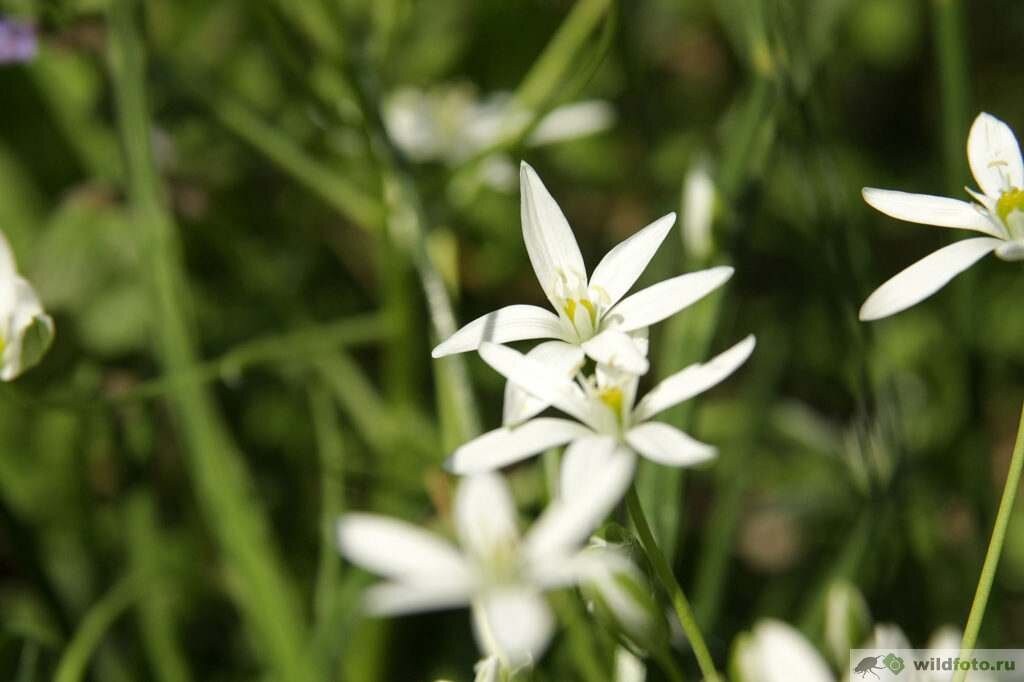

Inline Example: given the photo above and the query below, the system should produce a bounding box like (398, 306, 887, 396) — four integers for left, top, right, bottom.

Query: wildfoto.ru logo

(852, 649, 1024, 680)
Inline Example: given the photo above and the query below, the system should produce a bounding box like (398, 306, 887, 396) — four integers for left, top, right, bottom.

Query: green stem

(931, 0, 970, 194)
(550, 592, 608, 682)
(626, 486, 720, 682)
(108, 2, 316, 680)
(953, 402, 1024, 682)
(109, 312, 391, 403)
(127, 495, 192, 682)
(53, 576, 141, 682)
(309, 382, 346, 626)
(653, 647, 687, 682)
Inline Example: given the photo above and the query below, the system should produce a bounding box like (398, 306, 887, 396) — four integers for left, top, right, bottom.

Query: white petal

(525, 446, 635, 560)
(337, 513, 471, 581)
(455, 473, 520, 560)
(862, 188, 1005, 238)
(1, 277, 54, 381)
(682, 162, 716, 261)
(606, 266, 733, 332)
(589, 213, 676, 308)
(363, 579, 475, 616)
(996, 239, 1024, 261)
(480, 342, 592, 424)
(503, 341, 585, 426)
(445, 418, 593, 474)
(432, 305, 566, 358)
(968, 112, 1024, 197)
(740, 620, 834, 682)
(473, 589, 554, 669)
(559, 435, 618, 501)
(474, 655, 503, 682)
(625, 422, 716, 467)
(859, 237, 1001, 321)
(520, 162, 587, 308)
(528, 100, 616, 146)
(581, 328, 650, 375)
(632, 335, 756, 422)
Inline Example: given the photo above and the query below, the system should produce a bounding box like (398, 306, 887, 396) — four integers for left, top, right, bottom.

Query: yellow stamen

(579, 298, 598, 327)
(997, 188, 1024, 224)
(599, 387, 623, 417)
(564, 298, 577, 322)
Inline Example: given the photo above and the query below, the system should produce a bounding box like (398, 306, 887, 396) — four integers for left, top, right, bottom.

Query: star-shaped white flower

(384, 85, 615, 167)
(860, 112, 1024, 321)
(432, 162, 733, 374)
(337, 470, 634, 669)
(0, 231, 53, 381)
(446, 336, 756, 496)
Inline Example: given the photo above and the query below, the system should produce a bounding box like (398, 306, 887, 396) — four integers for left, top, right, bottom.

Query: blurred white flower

(824, 581, 871, 668)
(433, 163, 733, 375)
(0, 231, 53, 380)
(384, 84, 614, 170)
(681, 160, 716, 262)
(732, 620, 834, 682)
(445, 335, 755, 498)
(861, 112, 1024, 320)
(337, 471, 634, 669)
(615, 647, 646, 682)
(473, 655, 501, 682)
(579, 538, 661, 647)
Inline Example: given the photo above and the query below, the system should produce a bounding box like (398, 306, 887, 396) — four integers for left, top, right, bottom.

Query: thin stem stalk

(953, 402, 1024, 682)
(626, 486, 720, 682)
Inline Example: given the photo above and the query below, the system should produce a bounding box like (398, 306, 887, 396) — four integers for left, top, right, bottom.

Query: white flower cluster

(337, 162, 754, 675)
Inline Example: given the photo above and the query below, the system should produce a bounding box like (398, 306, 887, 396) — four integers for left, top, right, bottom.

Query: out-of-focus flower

(433, 163, 733, 375)
(0, 18, 37, 64)
(861, 112, 1024, 320)
(824, 581, 871, 668)
(579, 538, 664, 648)
(681, 160, 716, 262)
(337, 471, 633, 669)
(0, 231, 54, 380)
(615, 647, 646, 682)
(732, 620, 834, 682)
(384, 84, 614, 167)
(473, 655, 502, 682)
(445, 334, 755, 499)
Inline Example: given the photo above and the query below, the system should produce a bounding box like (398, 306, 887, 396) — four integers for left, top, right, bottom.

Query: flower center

(563, 297, 598, 329)
(479, 538, 523, 586)
(598, 386, 624, 418)
(997, 188, 1024, 226)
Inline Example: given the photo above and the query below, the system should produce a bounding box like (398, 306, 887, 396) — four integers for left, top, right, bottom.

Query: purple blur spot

(0, 19, 37, 64)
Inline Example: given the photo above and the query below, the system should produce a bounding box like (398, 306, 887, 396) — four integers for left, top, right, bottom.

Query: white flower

(433, 162, 733, 375)
(615, 647, 646, 682)
(681, 160, 716, 262)
(384, 84, 614, 166)
(445, 335, 755, 496)
(733, 620, 834, 682)
(0, 231, 53, 380)
(473, 656, 501, 682)
(337, 470, 635, 669)
(860, 112, 1024, 320)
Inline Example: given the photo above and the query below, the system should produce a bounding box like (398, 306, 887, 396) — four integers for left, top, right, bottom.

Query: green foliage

(0, 0, 1022, 679)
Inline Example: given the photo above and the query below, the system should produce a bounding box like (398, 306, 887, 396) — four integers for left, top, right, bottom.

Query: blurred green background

(0, 0, 1023, 679)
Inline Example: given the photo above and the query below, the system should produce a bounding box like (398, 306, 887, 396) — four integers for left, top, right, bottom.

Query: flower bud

(824, 580, 871, 667)
(730, 619, 832, 682)
(578, 541, 667, 652)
